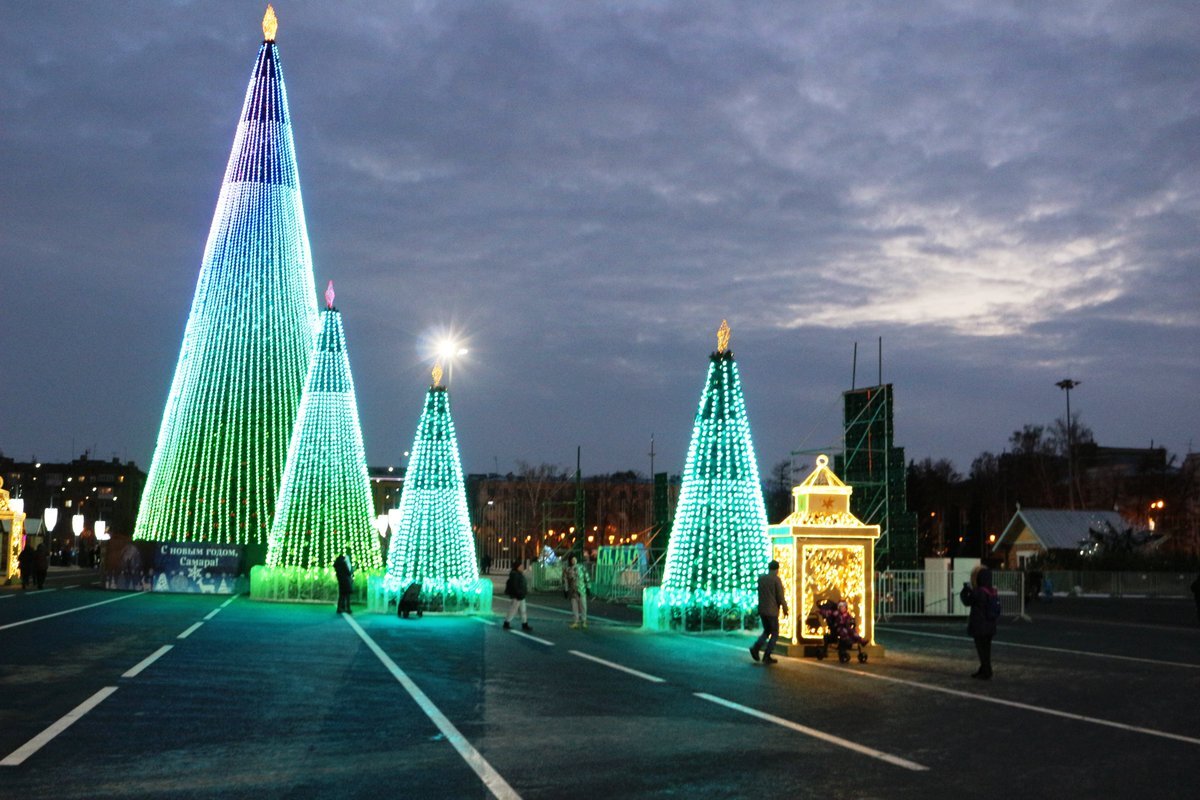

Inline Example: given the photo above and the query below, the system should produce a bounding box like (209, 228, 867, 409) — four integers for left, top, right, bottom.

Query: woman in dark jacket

(960, 565, 998, 679)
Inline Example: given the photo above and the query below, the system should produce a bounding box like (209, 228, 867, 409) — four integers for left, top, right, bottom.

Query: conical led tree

(265, 283, 383, 571)
(136, 10, 318, 545)
(660, 321, 770, 614)
(384, 367, 479, 597)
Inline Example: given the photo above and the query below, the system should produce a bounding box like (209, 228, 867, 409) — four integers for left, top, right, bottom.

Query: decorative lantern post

(767, 455, 883, 658)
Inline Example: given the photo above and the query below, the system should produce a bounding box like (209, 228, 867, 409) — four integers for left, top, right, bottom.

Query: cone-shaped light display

(265, 285, 383, 570)
(384, 369, 479, 594)
(136, 13, 319, 545)
(660, 321, 770, 612)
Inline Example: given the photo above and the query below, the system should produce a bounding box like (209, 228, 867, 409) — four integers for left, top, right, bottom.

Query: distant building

(0, 452, 146, 551)
(993, 506, 1127, 568)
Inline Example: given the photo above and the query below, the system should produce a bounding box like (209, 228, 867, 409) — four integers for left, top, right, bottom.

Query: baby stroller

(816, 600, 868, 663)
(397, 582, 424, 619)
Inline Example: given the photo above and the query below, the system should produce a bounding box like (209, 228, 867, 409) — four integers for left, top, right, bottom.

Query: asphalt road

(1, 571, 1197, 799)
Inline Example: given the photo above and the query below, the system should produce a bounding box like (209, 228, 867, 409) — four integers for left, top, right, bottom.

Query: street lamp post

(71, 513, 85, 566)
(1056, 379, 1081, 509)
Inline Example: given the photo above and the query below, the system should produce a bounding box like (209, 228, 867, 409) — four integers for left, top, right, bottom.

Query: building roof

(996, 508, 1127, 552)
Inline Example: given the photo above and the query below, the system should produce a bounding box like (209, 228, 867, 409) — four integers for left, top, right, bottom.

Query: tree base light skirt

(250, 565, 373, 604)
(368, 575, 492, 615)
(642, 586, 759, 632)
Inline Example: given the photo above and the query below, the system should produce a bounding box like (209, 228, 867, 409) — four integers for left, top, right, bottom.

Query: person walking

(333, 552, 354, 614)
(564, 553, 589, 629)
(750, 560, 789, 665)
(17, 543, 35, 590)
(503, 560, 532, 631)
(960, 564, 999, 679)
(34, 543, 49, 590)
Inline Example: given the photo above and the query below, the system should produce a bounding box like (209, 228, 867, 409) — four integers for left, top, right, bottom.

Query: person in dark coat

(17, 543, 35, 590)
(333, 553, 354, 614)
(34, 543, 49, 590)
(960, 565, 999, 679)
(750, 560, 790, 665)
(502, 560, 532, 631)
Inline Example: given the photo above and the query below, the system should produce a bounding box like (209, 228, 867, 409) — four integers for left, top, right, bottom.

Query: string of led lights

(659, 326, 771, 614)
(383, 378, 481, 598)
(265, 291, 382, 571)
(135, 33, 318, 545)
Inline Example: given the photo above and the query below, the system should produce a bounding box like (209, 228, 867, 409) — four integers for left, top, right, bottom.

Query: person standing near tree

(333, 552, 353, 614)
(750, 560, 789, 665)
(503, 560, 532, 631)
(564, 553, 589, 629)
(961, 564, 1000, 679)
(17, 543, 34, 590)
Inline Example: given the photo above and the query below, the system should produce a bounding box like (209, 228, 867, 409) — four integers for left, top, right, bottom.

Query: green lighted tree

(136, 20, 318, 545)
(660, 321, 770, 616)
(384, 368, 480, 599)
(265, 284, 383, 571)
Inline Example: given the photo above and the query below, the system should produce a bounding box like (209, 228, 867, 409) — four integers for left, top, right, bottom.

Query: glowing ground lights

(135, 24, 318, 546)
(645, 321, 771, 631)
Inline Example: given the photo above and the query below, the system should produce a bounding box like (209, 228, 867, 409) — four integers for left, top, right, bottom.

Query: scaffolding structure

(833, 384, 919, 569)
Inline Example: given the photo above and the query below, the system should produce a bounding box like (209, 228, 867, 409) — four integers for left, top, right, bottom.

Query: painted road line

(122, 645, 174, 678)
(509, 629, 555, 647)
(0, 687, 118, 767)
(569, 650, 666, 683)
(204, 608, 222, 620)
(219, 595, 238, 608)
(0, 591, 144, 632)
(526, 602, 637, 626)
(808, 660, 1200, 747)
(177, 622, 204, 639)
(695, 692, 928, 772)
(879, 627, 1200, 670)
(345, 615, 522, 800)
(472, 617, 497, 626)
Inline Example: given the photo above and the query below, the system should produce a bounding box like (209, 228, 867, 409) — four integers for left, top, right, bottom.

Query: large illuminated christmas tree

(265, 283, 383, 571)
(657, 321, 770, 626)
(383, 366, 480, 604)
(136, 8, 319, 546)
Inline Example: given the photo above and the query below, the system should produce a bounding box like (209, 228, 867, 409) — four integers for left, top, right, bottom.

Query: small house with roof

(993, 506, 1127, 568)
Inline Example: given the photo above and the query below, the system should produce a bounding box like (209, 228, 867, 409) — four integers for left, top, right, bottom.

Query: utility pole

(1055, 379, 1081, 509)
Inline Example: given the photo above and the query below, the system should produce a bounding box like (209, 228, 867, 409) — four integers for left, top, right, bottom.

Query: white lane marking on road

(695, 692, 928, 771)
(219, 595, 238, 608)
(706, 637, 1200, 746)
(508, 629, 555, 646)
(61, 586, 79, 591)
(879, 627, 1200, 670)
(122, 645, 174, 678)
(344, 615, 522, 800)
(0, 591, 144, 631)
(204, 608, 221, 620)
(568, 650, 666, 683)
(177, 622, 203, 639)
(526, 602, 636, 626)
(0, 687, 118, 767)
(472, 617, 496, 626)
(0, 595, 13, 600)
(811, 660, 1200, 747)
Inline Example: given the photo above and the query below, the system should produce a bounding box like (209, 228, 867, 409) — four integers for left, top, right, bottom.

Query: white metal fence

(876, 569, 1026, 621)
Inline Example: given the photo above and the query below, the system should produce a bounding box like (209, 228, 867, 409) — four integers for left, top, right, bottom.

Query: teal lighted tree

(384, 365, 480, 600)
(135, 8, 318, 546)
(659, 320, 770, 619)
(265, 282, 383, 571)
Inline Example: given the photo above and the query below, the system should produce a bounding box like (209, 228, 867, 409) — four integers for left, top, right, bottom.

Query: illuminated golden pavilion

(767, 455, 883, 657)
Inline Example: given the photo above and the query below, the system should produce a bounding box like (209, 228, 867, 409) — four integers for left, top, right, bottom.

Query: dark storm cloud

(1, 0, 1196, 479)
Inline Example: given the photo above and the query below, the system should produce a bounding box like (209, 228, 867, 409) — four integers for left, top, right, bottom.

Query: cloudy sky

(2, 1, 1197, 482)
